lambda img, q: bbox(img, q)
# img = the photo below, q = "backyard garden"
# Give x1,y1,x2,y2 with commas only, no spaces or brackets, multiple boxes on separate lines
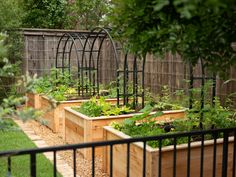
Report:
0,0,236,177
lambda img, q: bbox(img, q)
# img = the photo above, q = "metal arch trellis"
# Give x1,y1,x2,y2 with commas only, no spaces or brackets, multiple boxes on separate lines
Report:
87,27,146,109
55,27,146,108
77,27,120,98
55,32,86,75
55,30,98,98
189,58,217,127
55,28,120,98
118,53,146,109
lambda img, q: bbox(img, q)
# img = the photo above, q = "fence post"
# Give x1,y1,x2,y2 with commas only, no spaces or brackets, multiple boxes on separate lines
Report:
30,153,36,177
222,131,229,177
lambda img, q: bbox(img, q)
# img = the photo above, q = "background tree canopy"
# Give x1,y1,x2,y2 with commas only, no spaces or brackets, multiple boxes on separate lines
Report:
23,0,68,29
22,0,110,29
107,0,236,77
66,0,110,30
0,0,24,30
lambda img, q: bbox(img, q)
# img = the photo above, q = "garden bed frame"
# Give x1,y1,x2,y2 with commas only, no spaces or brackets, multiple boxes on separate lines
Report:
64,107,185,159
26,92,42,109
40,96,119,138
103,126,234,177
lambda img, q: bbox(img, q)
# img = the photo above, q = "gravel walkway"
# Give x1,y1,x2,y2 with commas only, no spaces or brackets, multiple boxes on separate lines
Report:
26,120,108,177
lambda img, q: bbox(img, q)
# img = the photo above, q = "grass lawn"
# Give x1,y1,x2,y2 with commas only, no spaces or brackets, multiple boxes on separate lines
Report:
0,120,62,177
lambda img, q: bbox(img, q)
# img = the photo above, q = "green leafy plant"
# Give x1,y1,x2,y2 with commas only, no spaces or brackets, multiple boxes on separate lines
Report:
147,85,184,111
26,69,78,101
112,95,236,148
66,0,110,29
0,95,43,130
0,0,24,30
73,96,132,117
22,0,68,29
107,0,236,77
0,28,42,131
187,97,236,130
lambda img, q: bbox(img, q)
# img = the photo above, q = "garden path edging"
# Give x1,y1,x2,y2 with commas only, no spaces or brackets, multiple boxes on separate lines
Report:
14,119,74,177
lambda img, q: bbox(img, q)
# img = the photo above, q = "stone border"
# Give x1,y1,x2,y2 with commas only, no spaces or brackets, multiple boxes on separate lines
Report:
14,119,74,177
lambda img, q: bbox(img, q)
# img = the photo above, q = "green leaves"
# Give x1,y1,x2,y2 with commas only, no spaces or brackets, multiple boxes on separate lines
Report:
77,98,103,117
23,0,68,29
0,0,24,30
16,107,43,122
65,0,110,29
75,96,132,117
153,0,169,11
108,0,236,77
27,68,80,101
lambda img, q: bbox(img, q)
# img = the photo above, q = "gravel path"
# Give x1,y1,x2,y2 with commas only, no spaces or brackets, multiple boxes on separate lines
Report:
27,120,108,177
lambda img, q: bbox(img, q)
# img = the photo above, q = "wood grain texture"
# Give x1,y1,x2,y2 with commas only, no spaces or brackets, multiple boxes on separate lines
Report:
26,93,42,109
64,107,185,159
103,126,234,177
22,29,236,108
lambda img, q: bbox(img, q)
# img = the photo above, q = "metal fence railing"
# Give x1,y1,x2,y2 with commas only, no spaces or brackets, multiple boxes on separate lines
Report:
0,127,235,177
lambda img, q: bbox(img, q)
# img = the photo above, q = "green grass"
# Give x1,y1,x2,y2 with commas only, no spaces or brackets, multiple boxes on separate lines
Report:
0,121,62,177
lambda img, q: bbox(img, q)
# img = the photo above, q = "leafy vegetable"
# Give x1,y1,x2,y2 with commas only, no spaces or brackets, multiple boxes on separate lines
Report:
112,96,236,148
73,97,133,117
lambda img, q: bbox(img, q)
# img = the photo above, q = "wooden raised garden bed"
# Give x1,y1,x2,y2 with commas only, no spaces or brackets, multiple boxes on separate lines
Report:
103,126,234,177
26,92,42,109
40,96,119,138
64,107,185,159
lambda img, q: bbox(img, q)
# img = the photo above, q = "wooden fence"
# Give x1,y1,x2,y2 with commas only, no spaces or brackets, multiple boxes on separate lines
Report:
22,28,236,106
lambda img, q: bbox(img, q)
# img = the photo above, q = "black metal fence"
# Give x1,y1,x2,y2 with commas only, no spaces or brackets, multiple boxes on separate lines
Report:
0,127,235,177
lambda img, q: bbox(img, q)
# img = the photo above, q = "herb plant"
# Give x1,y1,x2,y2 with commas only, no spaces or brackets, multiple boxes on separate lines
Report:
112,96,236,148
146,85,185,111
73,97,132,117
28,69,79,101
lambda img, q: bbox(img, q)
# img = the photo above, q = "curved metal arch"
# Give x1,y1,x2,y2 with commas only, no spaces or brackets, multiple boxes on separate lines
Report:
73,32,96,96
88,27,110,95
78,27,121,97
55,33,69,72
91,27,120,69
79,31,99,96
55,33,85,75
119,53,146,109
55,27,147,106
70,32,93,76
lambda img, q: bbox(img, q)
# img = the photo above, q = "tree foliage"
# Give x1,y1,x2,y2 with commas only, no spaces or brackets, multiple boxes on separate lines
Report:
108,0,236,76
22,0,110,29
0,0,24,30
67,0,110,30
23,0,68,29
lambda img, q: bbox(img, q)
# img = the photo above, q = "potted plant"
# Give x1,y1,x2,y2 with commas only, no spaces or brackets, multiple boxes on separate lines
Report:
103,98,236,177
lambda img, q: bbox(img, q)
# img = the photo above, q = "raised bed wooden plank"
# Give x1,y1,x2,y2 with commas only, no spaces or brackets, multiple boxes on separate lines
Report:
64,107,186,159
26,92,42,109
103,126,234,177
